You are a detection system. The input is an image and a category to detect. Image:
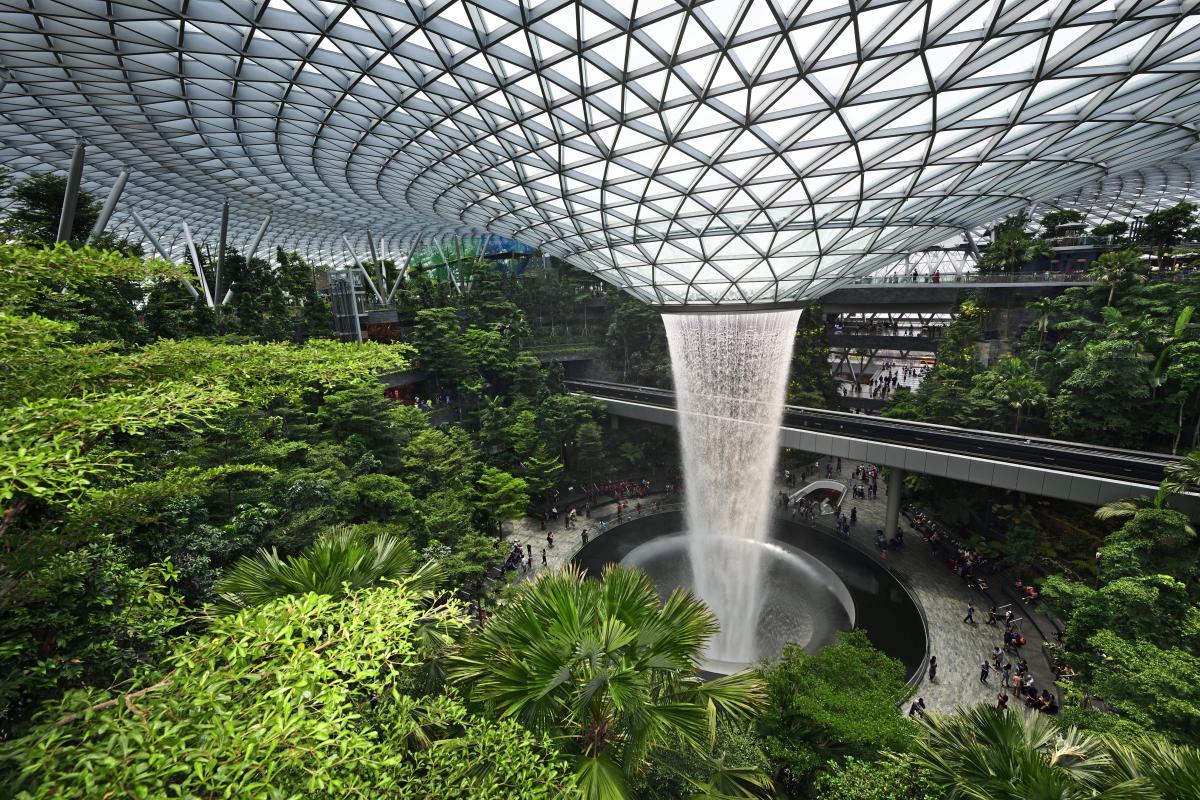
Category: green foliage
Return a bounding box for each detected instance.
[0,173,101,245]
[1,336,410,512]
[477,467,531,530]
[1083,631,1200,745]
[605,296,672,387]
[631,727,774,800]
[789,303,841,408]
[909,705,1200,800]
[1,588,573,798]
[978,213,1052,273]
[967,356,1046,433]
[449,566,769,800]
[1139,202,1198,259]
[0,241,182,315]
[811,754,943,800]
[1051,339,1151,447]
[1093,221,1129,239]
[0,543,186,735]
[213,525,444,613]
[1041,507,1200,744]
[424,532,509,592]
[1089,248,1147,305]
[414,306,468,382]
[1039,209,1087,238]
[756,629,915,793]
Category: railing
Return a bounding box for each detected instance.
[522,336,601,356]
[850,271,1093,286]
[1046,234,1118,248]
[827,325,946,338]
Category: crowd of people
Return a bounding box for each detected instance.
[410,393,455,410]
[980,625,1059,715]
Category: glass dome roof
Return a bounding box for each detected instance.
[1,0,1198,305]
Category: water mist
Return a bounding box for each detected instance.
[662,310,800,664]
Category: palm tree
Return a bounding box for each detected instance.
[214,526,444,614]
[1029,297,1057,349]
[447,565,769,800]
[908,705,1156,799]
[1088,248,1146,307]
[1163,448,1200,497]
[987,357,1047,434]
[1096,453,1197,536]
[1107,735,1200,800]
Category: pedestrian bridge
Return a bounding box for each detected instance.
[567,380,1191,523]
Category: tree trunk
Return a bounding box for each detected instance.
[1013,409,1022,435]
[1107,283,1116,307]
[1191,394,1200,449]
[1174,401,1185,455]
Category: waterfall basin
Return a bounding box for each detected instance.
[572,511,925,678]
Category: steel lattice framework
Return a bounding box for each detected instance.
[1,0,1199,306]
[1040,161,1200,225]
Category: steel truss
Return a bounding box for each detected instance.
[1,1,1199,305]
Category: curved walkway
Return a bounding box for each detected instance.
[505,459,1056,715]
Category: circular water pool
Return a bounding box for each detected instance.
[572,512,926,678]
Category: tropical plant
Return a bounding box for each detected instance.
[0,588,572,798]
[969,356,1047,433]
[213,526,444,613]
[1139,202,1198,268]
[1107,731,1200,799]
[1162,447,1200,497]
[979,213,1053,274]
[1094,484,1173,526]
[1029,296,1057,348]
[909,705,1156,799]
[755,629,916,793]
[1088,248,1146,306]
[447,565,769,800]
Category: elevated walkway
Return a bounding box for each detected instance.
[825,331,939,351]
[821,276,1093,313]
[568,380,1189,513]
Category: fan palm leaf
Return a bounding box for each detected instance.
[447,565,769,799]
[213,526,443,613]
[909,706,1159,800]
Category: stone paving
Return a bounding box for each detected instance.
[503,457,1058,715]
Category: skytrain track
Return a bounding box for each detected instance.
[566,379,1176,487]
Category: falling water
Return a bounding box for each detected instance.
[662,310,801,664]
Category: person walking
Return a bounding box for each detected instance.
[963,603,976,625]
[991,646,1003,668]
[581,528,589,545]
[928,655,938,683]
[986,606,998,626]
[525,543,532,562]
[979,661,991,684]
[996,692,1009,711]
[547,531,554,549]
[541,548,547,567]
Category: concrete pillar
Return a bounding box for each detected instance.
[885,467,905,537]
[56,137,86,243]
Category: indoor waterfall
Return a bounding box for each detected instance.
[662,310,801,664]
